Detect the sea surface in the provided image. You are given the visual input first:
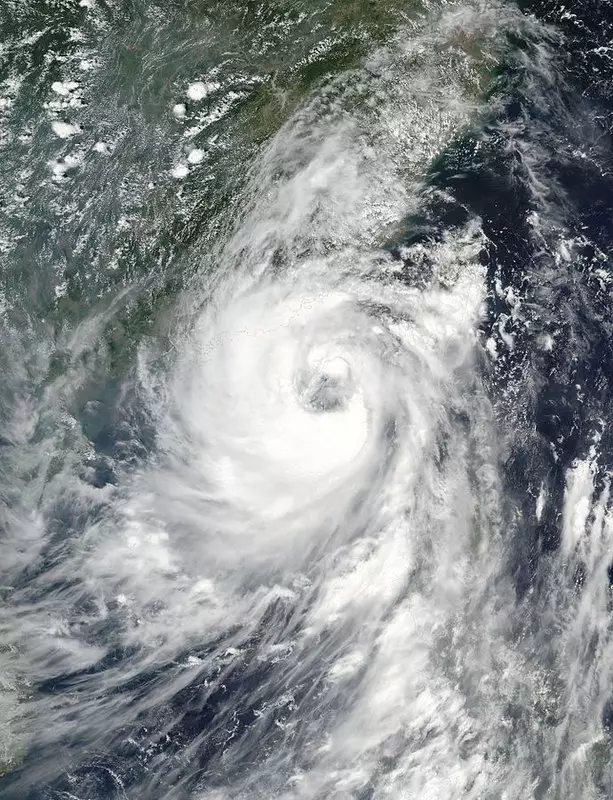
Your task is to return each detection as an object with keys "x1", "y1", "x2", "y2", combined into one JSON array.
[{"x1": 1, "y1": 1, "x2": 613, "y2": 798}]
